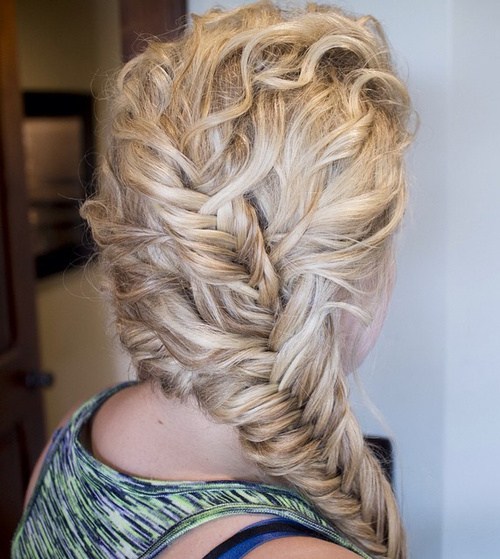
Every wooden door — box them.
[120,0,187,60]
[0,0,188,553]
[0,0,46,554]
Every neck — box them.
[147,381,266,482]
[91,380,270,484]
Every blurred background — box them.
[1,1,499,558]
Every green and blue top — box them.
[12,383,369,558]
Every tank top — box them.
[11,382,369,559]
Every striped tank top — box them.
[11,382,369,558]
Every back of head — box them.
[83,2,412,557]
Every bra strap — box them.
[202,518,331,559]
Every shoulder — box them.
[23,401,82,507]
[23,383,132,507]
[245,537,363,559]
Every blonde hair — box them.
[82,2,412,557]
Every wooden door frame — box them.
[0,0,45,552]
[0,0,44,448]
[0,0,39,374]
[120,0,187,61]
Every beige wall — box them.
[36,268,132,432]
[16,0,131,433]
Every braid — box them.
[82,3,412,557]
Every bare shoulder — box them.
[245,537,363,559]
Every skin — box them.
[26,382,361,559]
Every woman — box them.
[12,2,412,558]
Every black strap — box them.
[202,518,331,559]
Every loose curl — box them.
[82,2,412,558]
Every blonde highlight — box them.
[82,3,413,557]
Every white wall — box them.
[187,2,498,558]
[443,1,500,557]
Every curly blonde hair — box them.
[82,2,412,557]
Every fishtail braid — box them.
[82,3,413,557]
